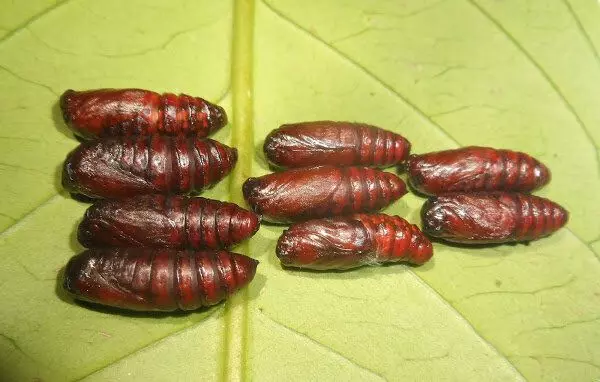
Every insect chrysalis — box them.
[243,166,407,224]
[264,121,411,168]
[63,135,237,199]
[277,214,433,270]
[407,146,550,195]
[78,195,260,250]
[421,192,568,244]
[63,248,258,311]
[61,88,227,139]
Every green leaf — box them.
[0,0,599,381]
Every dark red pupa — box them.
[63,248,258,311]
[263,121,411,168]
[421,192,568,244]
[242,166,407,224]
[60,88,227,139]
[78,195,260,250]
[62,135,237,199]
[277,214,433,270]
[407,146,550,195]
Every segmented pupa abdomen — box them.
[60,88,227,139]
[78,195,260,249]
[407,146,550,195]
[276,213,433,270]
[63,248,258,311]
[242,166,407,224]
[421,192,568,244]
[62,135,237,199]
[264,121,411,168]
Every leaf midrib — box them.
[1,1,598,380]
[1,1,255,380]
[222,0,256,381]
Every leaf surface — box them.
[0,0,599,381]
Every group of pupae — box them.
[58,88,568,312]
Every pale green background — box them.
[0,0,599,381]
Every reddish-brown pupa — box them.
[277,214,433,270]
[62,135,237,199]
[421,192,568,244]
[63,248,258,311]
[60,88,227,139]
[242,166,407,224]
[407,146,550,195]
[263,121,411,168]
[78,195,260,250]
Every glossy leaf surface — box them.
[1,0,599,380]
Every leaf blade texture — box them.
[0,0,599,380]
